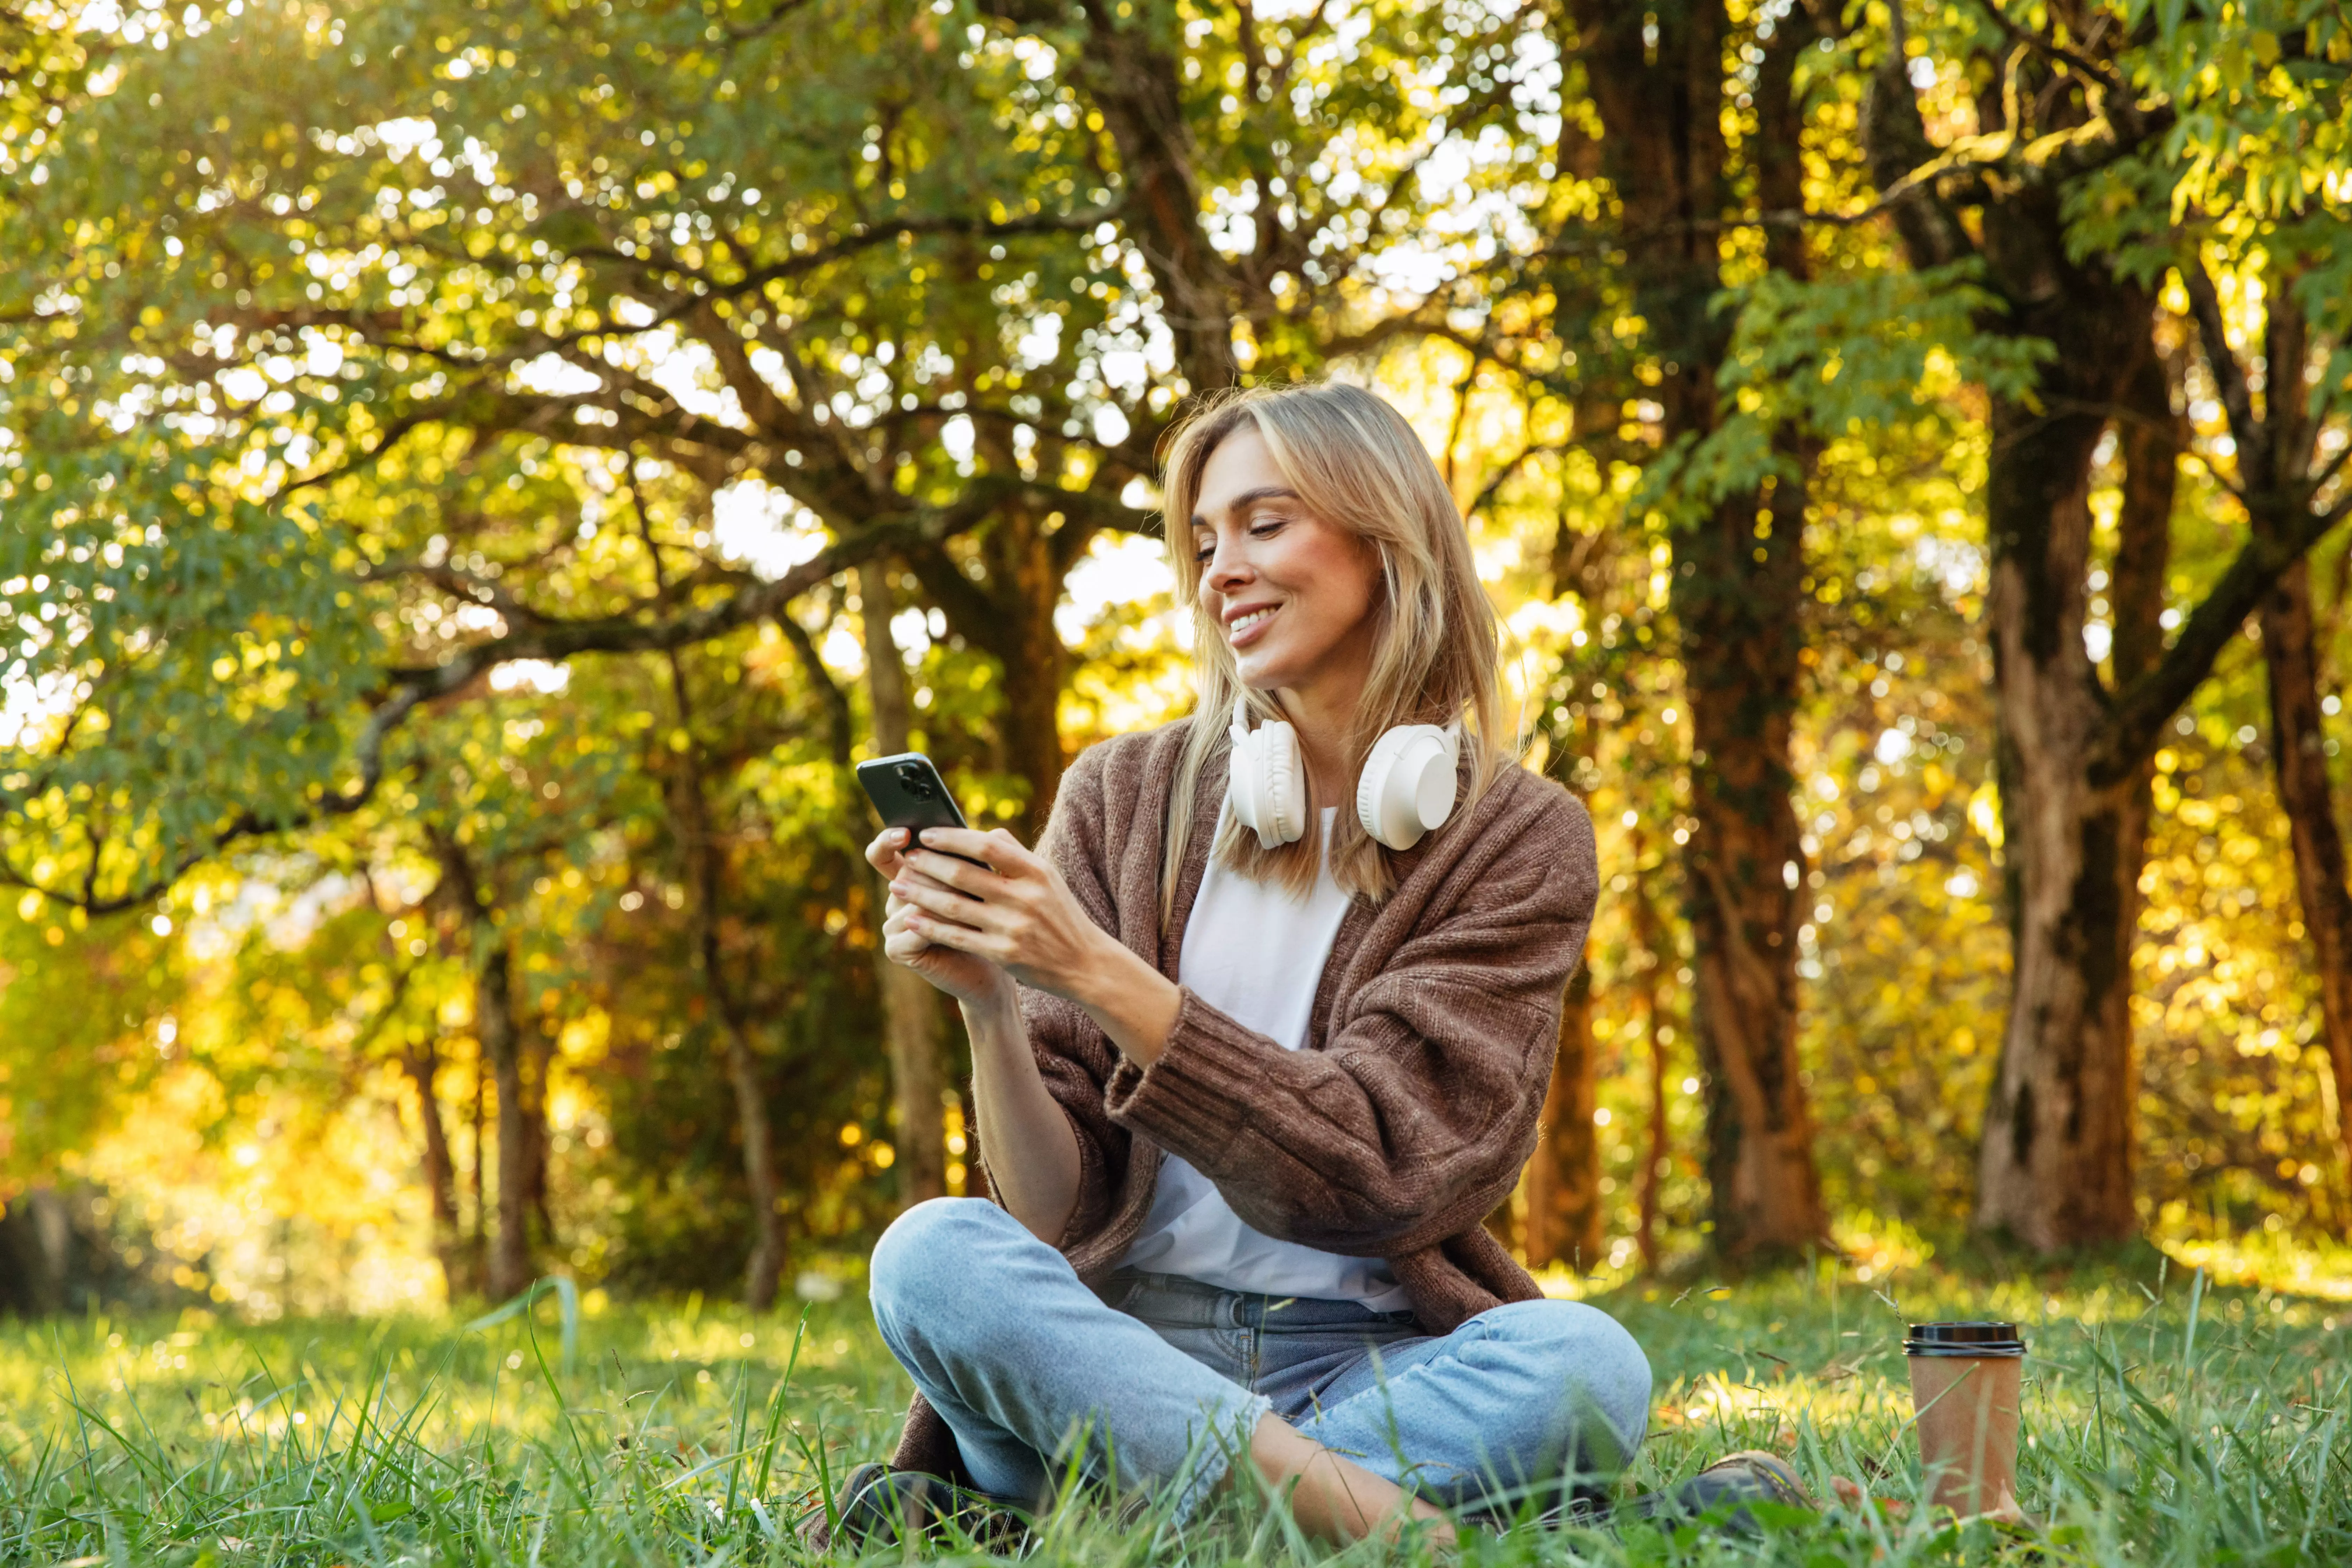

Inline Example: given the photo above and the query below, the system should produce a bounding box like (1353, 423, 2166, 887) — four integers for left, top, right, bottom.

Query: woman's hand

(888, 827, 1115, 999)
(889, 826, 1183, 1061)
(864, 827, 1013, 1009)
(867, 825, 1084, 1243)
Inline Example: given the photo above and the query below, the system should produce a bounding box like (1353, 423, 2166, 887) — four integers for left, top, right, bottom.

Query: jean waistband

(1109, 1269, 1419, 1332)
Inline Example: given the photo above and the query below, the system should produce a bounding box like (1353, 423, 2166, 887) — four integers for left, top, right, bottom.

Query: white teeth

(1231, 608, 1276, 634)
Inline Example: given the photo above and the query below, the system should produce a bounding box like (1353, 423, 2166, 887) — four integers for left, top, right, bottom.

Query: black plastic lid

(1903, 1320, 2026, 1358)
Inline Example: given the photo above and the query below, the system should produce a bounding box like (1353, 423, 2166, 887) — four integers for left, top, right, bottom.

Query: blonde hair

(1159, 382, 1505, 917)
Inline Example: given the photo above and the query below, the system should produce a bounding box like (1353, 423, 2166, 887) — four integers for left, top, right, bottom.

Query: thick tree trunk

(2261, 558, 2352, 1212)
(401, 1041, 471, 1301)
(860, 563, 949, 1209)
(1972, 318, 2170, 1247)
(1858, 43, 2251, 1250)
(1060, 13, 1236, 394)
(906, 508, 1074, 840)
(1559, 0, 1825, 1260)
(1678, 475, 1825, 1259)
(993, 517, 1070, 840)
(1524, 967, 1602, 1269)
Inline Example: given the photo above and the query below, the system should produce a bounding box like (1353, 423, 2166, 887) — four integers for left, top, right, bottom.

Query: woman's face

(1190, 426, 1383, 698)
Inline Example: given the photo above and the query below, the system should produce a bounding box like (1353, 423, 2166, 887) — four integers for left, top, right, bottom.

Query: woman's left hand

(890, 828, 1118, 1003)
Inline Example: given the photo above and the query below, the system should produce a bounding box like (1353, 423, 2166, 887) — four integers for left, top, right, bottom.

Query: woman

(836, 382, 1648, 1545)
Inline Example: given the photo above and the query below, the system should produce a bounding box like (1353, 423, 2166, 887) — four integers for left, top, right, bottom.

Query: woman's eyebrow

(1190, 486, 1302, 528)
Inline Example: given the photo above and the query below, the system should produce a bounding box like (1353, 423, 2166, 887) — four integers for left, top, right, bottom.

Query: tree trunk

(1524, 967, 1602, 1270)
(468, 1047, 487, 1279)
(401, 1041, 471, 1301)
(476, 933, 533, 1300)
(1971, 316, 2169, 1248)
(1678, 469, 1826, 1260)
(512, 1011, 553, 1260)
(1853, 42, 2311, 1250)
(997, 521, 1070, 840)
(1558, 0, 1826, 1260)
(2262, 557, 2352, 1214)
(860, 563, 950, 1209)
(1059, 13, 1236, 394)
(1624, 833, 1673, 1272)
(432, 835, 534, 1300)
(661, 646, 788, 1311)
(1638, 989, 1670, 1273)
(905, 506, 1077, 841)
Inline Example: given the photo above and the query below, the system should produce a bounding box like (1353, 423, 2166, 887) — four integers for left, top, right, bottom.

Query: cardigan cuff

(1101, 986, 1275, 1167)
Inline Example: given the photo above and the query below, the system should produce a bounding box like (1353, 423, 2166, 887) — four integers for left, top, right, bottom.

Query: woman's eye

(1248, 519, 1287, 539)
(1192, 539, 1215, 562)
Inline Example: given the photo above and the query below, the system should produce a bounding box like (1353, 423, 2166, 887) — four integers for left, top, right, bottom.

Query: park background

(5, 1, 2352, 1561)
(1, 1, 2351, 1559)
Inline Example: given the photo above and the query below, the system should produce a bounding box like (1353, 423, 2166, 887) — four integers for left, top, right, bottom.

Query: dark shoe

(1623, 1449, 1815, 1537)
(804, 1461, 1031, 1552)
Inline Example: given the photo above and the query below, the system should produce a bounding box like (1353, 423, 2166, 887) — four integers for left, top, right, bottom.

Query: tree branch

(2182, 257, 2267, 486)
(1962, 0, 2128, 97)
(2092, 502, 2352, 787)
(2, 484, 1025, 913)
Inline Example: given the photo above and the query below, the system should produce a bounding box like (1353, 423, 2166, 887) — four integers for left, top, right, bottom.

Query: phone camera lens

(895, 763, 934, 800)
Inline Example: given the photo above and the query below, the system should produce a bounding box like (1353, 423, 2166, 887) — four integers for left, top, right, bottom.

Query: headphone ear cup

(1258, 722, 1303, 846)
(1228, 719, 1305, 848)
(1356, 725, 1457, 850)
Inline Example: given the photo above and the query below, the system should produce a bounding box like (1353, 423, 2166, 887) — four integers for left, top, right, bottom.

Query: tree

(859, 562, 950, 1208)
(427, 831, 544, 1300)
(1858, 0, 2352, 1246)
(1540, 0, 1829, 1259)
(2180, 251, 2352, 1211)
(1522, 967, 1602, 1270)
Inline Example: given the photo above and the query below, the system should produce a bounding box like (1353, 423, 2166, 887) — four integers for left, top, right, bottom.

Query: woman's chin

(1230, 640, 1307, 689)
(1232, 660, 1293, 693)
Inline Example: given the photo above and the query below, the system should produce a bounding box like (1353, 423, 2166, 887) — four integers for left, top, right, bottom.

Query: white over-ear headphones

(1226, 695, 1463, 853)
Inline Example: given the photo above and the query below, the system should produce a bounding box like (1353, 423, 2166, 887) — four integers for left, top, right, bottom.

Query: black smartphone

(855, 752, 990, 869)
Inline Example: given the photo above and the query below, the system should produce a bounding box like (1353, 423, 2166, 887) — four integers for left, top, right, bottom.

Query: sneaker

(803, 1461, 1032, 1552)
(1622, 1450, 1816, 1537)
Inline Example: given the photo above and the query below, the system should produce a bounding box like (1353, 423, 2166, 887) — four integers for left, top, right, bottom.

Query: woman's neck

(1274, 667, 1366, 812)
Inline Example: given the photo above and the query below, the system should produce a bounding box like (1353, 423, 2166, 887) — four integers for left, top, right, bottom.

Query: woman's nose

(1202, 539, 1252, 594)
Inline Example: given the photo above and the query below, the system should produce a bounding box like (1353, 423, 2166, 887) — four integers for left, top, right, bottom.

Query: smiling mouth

(1228, 605, 1279, 639)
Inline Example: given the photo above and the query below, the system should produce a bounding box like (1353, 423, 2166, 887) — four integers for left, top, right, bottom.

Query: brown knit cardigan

(887, 716, 1599, 1480)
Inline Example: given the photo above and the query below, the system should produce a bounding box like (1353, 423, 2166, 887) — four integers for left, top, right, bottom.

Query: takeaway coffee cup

(1903, 1321, 2025, 1518)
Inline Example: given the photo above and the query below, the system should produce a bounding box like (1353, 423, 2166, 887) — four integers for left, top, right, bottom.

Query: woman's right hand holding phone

(866, 827, 1014, 1009)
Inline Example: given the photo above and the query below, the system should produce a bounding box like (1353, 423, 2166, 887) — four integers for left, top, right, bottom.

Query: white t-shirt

(1119, 810, 1410, 1310)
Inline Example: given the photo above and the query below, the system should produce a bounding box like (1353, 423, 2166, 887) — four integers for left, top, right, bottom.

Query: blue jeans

(869, 1198, 1651, 1522)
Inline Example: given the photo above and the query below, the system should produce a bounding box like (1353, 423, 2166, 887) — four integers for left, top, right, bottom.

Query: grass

(0, 1252, 2346, 1566)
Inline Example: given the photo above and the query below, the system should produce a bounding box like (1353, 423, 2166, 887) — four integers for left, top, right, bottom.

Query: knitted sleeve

(1102, 772, 1596, 1258)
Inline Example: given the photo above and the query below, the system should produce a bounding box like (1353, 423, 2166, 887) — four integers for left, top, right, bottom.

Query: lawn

(1, 1251, 2345, 1566)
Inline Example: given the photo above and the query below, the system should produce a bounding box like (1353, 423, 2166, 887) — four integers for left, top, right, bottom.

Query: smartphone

(855, 752, 990, 869)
